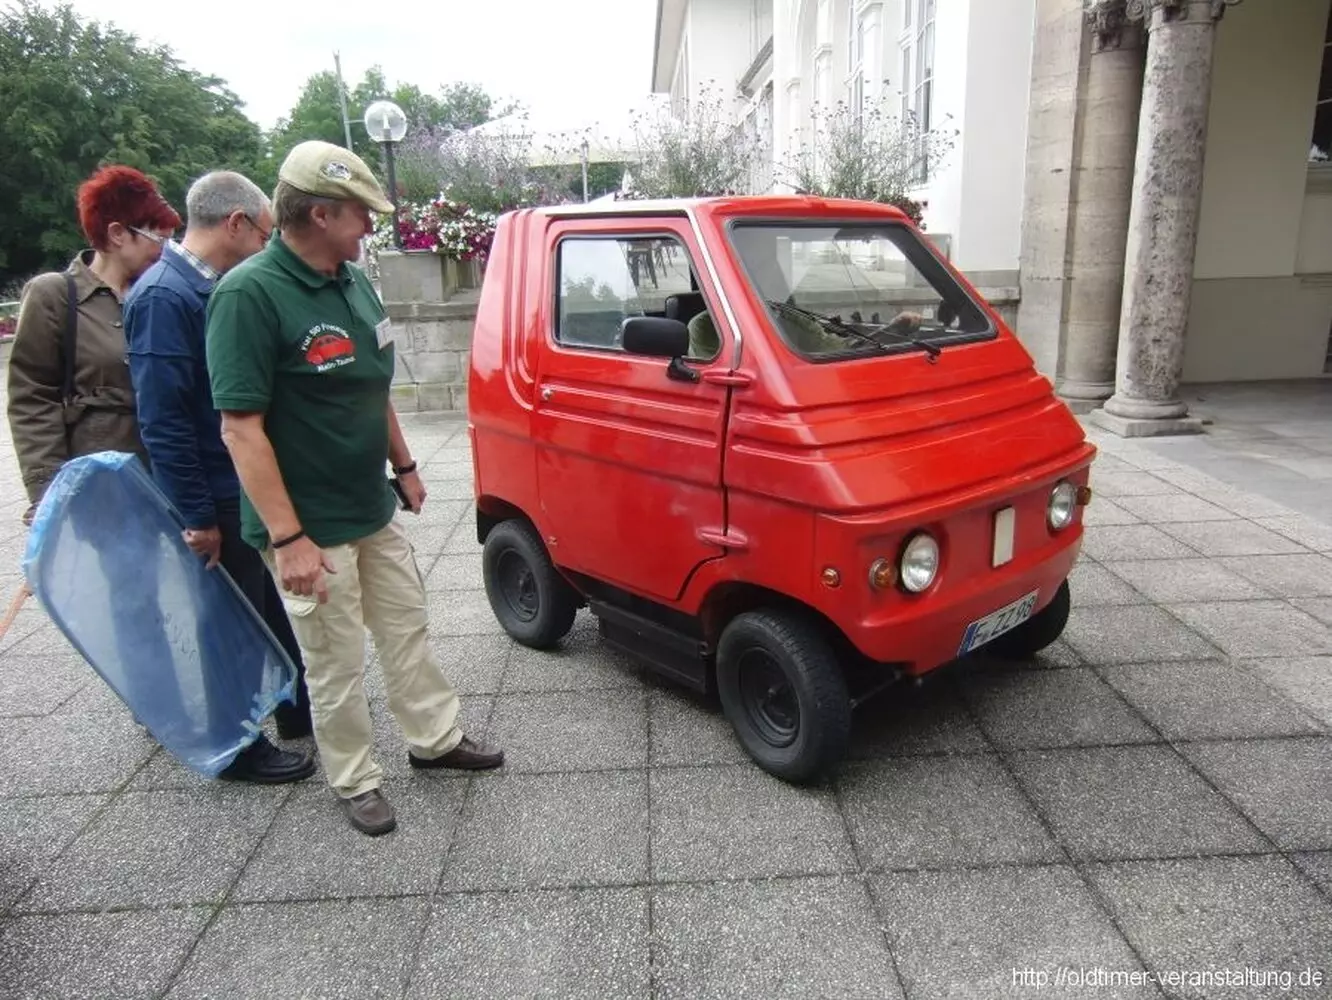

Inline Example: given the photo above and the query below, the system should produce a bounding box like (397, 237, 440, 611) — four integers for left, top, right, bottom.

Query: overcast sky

(55, 0, 661, 134)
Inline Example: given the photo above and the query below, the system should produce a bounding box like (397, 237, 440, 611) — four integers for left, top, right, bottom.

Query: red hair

(76, 165, 182, 250)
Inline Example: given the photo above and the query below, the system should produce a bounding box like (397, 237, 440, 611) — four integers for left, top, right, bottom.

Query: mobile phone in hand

(389, 476, 411, 511)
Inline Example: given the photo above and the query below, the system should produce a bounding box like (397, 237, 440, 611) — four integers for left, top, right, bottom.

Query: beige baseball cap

(278, 140, 394, 214)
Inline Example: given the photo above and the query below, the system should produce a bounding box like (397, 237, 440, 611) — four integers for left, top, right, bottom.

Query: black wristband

(393, 460, 417, 476)
(272, 530, 306, 549)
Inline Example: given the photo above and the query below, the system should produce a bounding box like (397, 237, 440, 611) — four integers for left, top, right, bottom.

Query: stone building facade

(1020, 0, 1332, 436)
(652, 0, 1039, 287)
(653, 0, 1332, 438)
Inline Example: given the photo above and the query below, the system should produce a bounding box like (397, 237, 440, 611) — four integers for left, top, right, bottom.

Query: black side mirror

(622, 316, 689, 359)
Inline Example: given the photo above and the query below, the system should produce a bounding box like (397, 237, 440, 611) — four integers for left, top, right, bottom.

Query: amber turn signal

(1076, 485, 1094, 506)
(868, 558, 895, 590)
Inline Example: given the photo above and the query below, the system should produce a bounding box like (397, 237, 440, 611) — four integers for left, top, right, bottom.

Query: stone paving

(1143, 381, 1332, 526)
(1, 404, 1332, 999)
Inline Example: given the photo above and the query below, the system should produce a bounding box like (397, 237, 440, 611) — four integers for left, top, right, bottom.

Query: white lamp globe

(363, 100, 408, 143)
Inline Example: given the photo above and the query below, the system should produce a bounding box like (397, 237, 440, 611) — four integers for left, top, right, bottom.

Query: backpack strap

(62, 272, 78, 405)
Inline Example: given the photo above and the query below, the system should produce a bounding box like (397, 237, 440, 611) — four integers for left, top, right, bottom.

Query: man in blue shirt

(124, 171, 314, 784)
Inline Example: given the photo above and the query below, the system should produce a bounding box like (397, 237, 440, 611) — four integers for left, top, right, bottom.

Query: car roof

(521, 195, 911, 224)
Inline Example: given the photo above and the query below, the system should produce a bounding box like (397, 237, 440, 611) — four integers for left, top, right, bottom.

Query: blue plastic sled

(22, 451, 297, 777)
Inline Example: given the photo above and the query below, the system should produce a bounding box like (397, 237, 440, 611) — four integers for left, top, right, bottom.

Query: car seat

(665, 292, 706, 326)
(687, 311, 720, 360)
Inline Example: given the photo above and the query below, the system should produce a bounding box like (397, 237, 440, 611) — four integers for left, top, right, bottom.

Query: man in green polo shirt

(205, 140, 503, 837)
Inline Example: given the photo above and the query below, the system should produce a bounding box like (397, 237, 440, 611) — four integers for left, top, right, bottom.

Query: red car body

(467, 195, 1094, 692)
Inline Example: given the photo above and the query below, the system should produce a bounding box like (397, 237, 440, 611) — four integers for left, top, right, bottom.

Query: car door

(532, 216, 733, 604)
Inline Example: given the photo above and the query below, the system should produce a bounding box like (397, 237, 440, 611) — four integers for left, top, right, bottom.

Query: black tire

(482, 519, 578, 649)
(985, 579, 1071, 659)
(715, 609, 852, 784)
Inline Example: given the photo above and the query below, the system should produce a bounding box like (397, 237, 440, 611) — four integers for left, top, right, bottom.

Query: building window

(752, 0, 774, 65)
(1312, 4, 1332, 162)
(786, 79, 802, 157)
(742, 83, 775, 192)
(900, 46, 911, 123)
(812, 48, 831, 174)
(860, 8, 880, 108)
(847, 5, 865, 120)
(899, 0, 936, 183)
(671, 38, 689, 117)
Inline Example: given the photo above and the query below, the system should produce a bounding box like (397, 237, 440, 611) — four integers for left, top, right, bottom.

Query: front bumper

(813, 452, 1092, 674)
(851, 523, 1081, 673)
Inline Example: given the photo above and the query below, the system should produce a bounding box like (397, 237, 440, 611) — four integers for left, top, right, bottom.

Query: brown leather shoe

(408, 735, 504, 771)
(341, 788, 396, 836)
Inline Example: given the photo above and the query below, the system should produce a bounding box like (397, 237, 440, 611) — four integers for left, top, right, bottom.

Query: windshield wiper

(767, 299, 941, 360)
(859, 313, 944, 360)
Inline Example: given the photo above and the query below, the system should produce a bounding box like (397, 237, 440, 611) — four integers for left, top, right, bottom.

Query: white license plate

(958, 590, 1040, 655)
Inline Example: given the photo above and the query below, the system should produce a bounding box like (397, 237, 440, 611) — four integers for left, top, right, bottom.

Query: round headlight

(1048, 482, 1077, 530)
(899, 533, 940, 593)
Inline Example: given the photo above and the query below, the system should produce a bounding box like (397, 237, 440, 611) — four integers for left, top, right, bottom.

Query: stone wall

(985, 290, 1021, 332)
(377, 251, 480, 414)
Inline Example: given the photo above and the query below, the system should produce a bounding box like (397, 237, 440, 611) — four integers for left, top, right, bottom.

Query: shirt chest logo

(301, 323, 357, 372)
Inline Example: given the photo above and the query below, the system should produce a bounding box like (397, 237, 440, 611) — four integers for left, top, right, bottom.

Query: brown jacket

(7, 250, 147, 507)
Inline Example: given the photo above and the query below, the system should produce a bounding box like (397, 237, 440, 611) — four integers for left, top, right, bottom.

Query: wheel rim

(495, 549, 539, 623)
(736, 648, 800, 747)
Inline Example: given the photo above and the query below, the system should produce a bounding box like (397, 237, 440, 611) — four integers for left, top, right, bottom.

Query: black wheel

(715, 609, 852, 784)
(985, 579, 1071, 659)
(482, 519, 578, 649)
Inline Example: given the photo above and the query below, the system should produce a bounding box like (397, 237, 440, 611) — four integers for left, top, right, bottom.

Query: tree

(267, 68, 511, 194)
(0, 1, 268, 288)
(389, 81, 506, 138)
(267, 71, 356, 158)
(563, 162, 626, 203)
(417, 119, 551, 213)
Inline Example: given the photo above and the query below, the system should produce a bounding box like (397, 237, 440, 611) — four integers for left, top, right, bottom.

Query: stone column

(1091, 0, 1241, 437)
(1057, 2, 1146, 411)
(1015, 0, 1089, 381)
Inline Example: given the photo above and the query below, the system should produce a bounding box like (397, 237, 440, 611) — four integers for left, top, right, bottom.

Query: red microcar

(467, 195, 1096, 782)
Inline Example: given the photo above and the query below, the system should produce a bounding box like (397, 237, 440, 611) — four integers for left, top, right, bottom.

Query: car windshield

(726, 221, 995, 361)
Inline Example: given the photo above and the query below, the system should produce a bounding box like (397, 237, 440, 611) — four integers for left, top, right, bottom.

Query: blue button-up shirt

(124, 242, 240, 529)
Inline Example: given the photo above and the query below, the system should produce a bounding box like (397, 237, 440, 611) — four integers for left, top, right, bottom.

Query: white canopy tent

(438, 107, 646, 202)
(442, 109, 641, 167)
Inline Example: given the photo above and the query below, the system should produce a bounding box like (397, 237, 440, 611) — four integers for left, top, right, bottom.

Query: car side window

(555, 234, 720, 361)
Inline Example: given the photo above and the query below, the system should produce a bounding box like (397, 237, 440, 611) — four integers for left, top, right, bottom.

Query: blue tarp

(21, 451, 296, 777)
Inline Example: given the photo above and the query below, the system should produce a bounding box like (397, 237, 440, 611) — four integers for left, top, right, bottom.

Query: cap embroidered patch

(321, 161, 352, 181)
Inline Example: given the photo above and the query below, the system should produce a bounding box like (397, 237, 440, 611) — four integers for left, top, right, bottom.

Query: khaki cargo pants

(264, 517, 462, 797)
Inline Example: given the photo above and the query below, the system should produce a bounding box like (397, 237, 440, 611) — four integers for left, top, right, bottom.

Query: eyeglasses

(242, 215, 274, 243)
(129, 226, 168, 245)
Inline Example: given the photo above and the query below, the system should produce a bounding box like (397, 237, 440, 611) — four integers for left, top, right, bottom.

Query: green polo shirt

(204, 236, 396, 550)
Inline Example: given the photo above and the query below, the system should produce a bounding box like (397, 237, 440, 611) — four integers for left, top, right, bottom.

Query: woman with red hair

(8, 164, 181, 519)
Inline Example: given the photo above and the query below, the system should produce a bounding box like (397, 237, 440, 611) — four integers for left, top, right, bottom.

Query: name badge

(375, 317, 394, 351)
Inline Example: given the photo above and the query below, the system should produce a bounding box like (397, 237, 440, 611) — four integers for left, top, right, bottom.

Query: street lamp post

(363, 99, 408, 249)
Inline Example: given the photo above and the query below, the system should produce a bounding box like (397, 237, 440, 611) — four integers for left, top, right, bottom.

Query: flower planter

(377, 250, 447, 304)
(373, 195, 496, 289)
(446, 257, 483, 291)
(376, 251, 487, 304)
